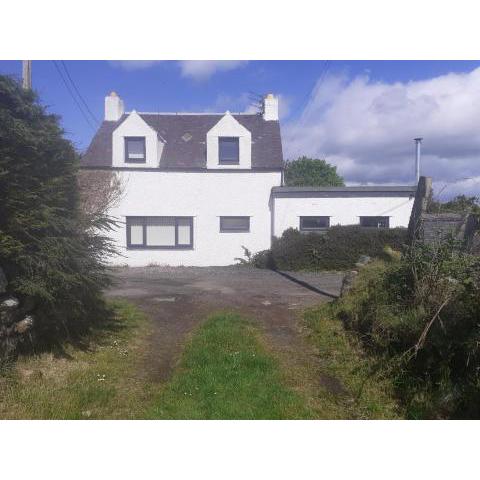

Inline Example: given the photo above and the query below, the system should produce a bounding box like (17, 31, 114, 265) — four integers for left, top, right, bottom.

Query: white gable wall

(273, 195, 414, 237)
(107, 170, 282, 266)
(112, 112, 164, 168)
(206, 113, 252, 169)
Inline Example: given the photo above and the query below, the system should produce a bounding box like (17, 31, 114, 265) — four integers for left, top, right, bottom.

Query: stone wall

(408, 176, 479, 249)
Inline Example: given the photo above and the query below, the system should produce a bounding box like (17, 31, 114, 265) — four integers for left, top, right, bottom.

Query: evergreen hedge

(0, 75, 116, 347)
(253, 226, 408, 271)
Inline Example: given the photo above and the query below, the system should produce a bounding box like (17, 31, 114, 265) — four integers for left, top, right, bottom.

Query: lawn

(0, 299, 401, 419)
(0, 300, 154, 419)
(147, 312, 314, 419)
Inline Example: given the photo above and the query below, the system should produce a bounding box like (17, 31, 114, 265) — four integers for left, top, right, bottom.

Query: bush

(265, 226, 408, 271)
(0, 75, 116, 352)
(338, 237, 480, 418)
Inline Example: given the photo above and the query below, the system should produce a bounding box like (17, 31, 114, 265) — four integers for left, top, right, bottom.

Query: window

(126, 217, 193, 249)
(299, 216, 330, 231)
(360, 216, 390, 228)
(220, 216, 250, 232)
(125, 137, 146, 163)
(218, 137, 239, 164)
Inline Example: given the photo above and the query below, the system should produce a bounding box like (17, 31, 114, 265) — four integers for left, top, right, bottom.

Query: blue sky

(1, 60, 480, 196)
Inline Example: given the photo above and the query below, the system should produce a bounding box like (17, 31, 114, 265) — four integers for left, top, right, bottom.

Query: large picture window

(218, 137, 239, 164)
(299, 216, 330, 231)
(125, 137, 146, 163)
(220, 216, 250, 232)
(126, 217, 193, 249)
(359, 216, 390, 228)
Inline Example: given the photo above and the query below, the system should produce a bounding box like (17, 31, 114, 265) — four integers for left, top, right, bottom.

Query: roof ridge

(133, 111, 261, 116)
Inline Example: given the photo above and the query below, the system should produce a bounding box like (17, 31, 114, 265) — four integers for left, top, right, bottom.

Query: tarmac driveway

(107, 266, 344, 384)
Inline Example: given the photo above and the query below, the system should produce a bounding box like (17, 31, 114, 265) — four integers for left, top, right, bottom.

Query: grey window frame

(299, 216, 330, 231)
(126, 216, 194, 249)
(359, 216, 390, 228)
(218, 137, 240, 165)
(124, 137, 146, 163)
(219, 216, 250, 233)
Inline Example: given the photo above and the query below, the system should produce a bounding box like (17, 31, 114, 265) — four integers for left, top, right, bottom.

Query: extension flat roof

(272, 185, 417, 197)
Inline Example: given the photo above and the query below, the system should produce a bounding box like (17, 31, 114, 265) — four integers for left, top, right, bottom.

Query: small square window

(220, 216, 250, 232)
(360, 216, 390, 228)
(300, 216, 330, 231)
(219, 137, 239, 164)
(125, 137, 146, 163)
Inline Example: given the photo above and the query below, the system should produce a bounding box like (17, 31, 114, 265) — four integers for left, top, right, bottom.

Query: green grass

(0, 295, 402, 419)
(303, 300, 402, 419)
(0, 300, 154, 419)
(147, 312, 314, 419)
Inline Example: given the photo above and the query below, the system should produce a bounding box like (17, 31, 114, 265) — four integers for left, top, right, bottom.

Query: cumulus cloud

(283, 68, 480, 194)
(205, 92, 293, 119)
(109, 61, 161, 71)
(109, 60, 248, 80)
(178, 61, 248, 80)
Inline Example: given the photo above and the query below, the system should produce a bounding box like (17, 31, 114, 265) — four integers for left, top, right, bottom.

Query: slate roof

(81, 113, 283, 170)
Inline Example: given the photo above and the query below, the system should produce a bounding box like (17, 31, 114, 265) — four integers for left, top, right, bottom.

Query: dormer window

(218, 137, 239, 164)
(125, 137, 146, 163)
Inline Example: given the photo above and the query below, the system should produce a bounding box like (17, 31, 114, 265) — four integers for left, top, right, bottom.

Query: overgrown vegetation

(284, 156, 345, 187)
(249, 226, 407, 271)
(428, 194, 480, 215)
(303, 304, 401, 419)
(329, 240, 480, 418)
(0, 75, 116, 353)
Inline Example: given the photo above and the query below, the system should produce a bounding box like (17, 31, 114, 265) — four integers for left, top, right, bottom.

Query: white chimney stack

(105, 91, 124, 121)
(263, 93, 279, 121)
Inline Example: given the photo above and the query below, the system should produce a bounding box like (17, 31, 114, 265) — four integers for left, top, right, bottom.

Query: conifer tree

(0, 75, 115, 342)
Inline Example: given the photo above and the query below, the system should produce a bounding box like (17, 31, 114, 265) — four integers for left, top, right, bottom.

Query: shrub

(338, 237, 480, 418)
(0, 75, 116, 352)
(266, 226, 408, 271)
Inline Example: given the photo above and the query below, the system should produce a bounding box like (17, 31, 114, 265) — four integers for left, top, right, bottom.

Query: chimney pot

(105, 92, 124, 121)
(263, 93, 279, 121)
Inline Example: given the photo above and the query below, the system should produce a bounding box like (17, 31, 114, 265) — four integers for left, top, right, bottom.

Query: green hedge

(254, 226, 408, 271)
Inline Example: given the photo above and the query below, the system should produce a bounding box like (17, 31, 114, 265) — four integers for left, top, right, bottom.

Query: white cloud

(204, 92, 292, 119)
(277, 94, 292, 120)
(178, 61, 248, 80)
(109, 61, 161, 71)
(283, 68, 480, 194)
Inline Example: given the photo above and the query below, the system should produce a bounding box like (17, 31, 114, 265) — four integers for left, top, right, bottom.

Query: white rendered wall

(273, 195, 414, 237)
(108, 171, 281, 266)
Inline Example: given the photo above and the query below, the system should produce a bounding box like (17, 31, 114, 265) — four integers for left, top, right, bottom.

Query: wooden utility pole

(22, 60, 32, 89)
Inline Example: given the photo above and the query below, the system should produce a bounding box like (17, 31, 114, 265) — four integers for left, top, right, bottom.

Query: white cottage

(81, 92, 415, 266)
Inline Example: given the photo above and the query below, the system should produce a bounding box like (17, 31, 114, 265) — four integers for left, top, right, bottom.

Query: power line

(52, 60, 96, 132)
(60, 60, 99, 125)
(300, 60, 330, 114)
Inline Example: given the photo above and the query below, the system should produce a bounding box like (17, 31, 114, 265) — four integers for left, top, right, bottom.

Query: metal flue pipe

(414, 137, 423, 184)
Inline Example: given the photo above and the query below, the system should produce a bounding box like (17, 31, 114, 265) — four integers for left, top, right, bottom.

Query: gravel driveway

(107, 266, 344, 385)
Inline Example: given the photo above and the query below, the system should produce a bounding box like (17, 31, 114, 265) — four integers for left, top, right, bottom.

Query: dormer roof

(81, 113, 283, 170)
